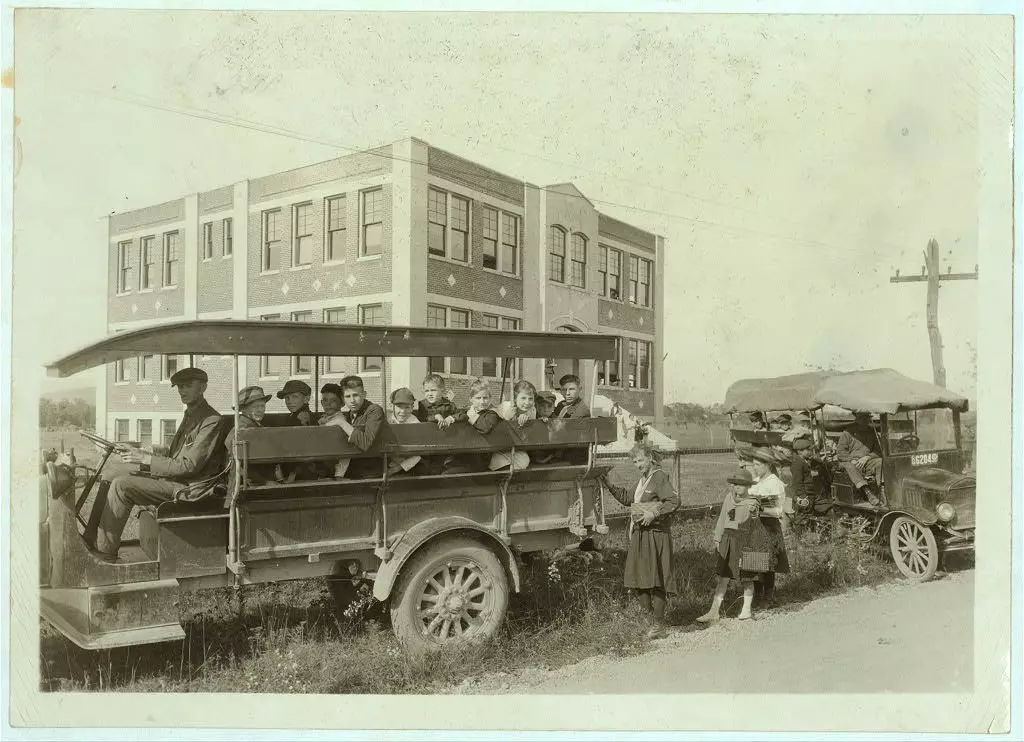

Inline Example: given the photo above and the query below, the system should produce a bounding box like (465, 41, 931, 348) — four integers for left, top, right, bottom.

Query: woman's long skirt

(624, 527, 675, 593)
(760, 516, 791, 574)
(716, 529, 763, 580)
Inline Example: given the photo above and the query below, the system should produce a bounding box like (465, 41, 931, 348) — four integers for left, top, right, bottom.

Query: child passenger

(415, 374, 459, 428)
(491, 379, 534, 471)
(332, 375, 386, 480)
(386, 387, 424, 476)
(553, 374, 591, 419)
(443, 378, 502, 474)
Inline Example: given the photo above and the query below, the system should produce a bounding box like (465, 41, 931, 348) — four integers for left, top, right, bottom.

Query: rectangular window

(359, 304, 385, 371)
(361, 188, 383, 256)
(139, 237, 154, 290)
(428, 188, 447, 257)
(640, 258, 652, 307)
(161, 419, 176, 447)
(291, 311, 313, 373)
(628, 255, 640, 305)
(501, 214, 518, 275)
(137, 419, 152, 448)
(293, 203, 313, 266)
(451, 195, 470, 263)
(259, 314, 287, 376)
(114, 359, 128, 383)
(482, 206, 498, 270)
(449, 308, 470, 375)
(639, 340, 651, 389)
(480, 314, 499, 377)
(117, 241, 132, 293)
(202, 222, 214, 260)
(569, 233, 587, 288)
(324, 308, 347, 373)
(608, 248, 621, 299)
(139, 354, 153, 382)
(325, 196, 345, 261)
(598, 356, 621, 386)
(222, 218, 233, 256)
(426, 304, 447, 373)
(262, 209, 281, 271)
(500, 317, 520, 379)
(162, 231, 180, 286)
(548, 227, 566, 283)
(628, 340, 638, 389)
(161, 354, 181, 381)
(114, 419, 129, 443)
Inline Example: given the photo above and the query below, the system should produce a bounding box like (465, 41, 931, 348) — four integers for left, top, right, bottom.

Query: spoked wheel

(888, 516, 939, 582)
(390, 537, 508, 655)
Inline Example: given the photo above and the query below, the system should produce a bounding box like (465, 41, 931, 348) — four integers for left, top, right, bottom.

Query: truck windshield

(886, 409, 957, 453)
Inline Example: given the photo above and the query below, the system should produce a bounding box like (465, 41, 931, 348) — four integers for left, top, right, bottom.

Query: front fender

(372, 517, 521, 602)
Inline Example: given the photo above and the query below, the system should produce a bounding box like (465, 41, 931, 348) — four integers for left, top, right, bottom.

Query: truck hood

(902, 467, 975, 494)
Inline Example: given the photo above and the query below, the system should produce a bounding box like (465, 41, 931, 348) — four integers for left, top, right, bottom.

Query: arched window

(569, 233, 587, 288)
(548, 226, 567, 283)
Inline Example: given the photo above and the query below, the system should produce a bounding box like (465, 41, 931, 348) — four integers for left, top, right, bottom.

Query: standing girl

(746, 447, 791, 607)
(601, 442, 680, 638)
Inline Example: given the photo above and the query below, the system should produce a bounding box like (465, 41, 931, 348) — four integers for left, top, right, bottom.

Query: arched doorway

(546, 325, 581, 389)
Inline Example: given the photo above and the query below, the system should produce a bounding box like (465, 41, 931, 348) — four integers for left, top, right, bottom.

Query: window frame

(114, 419, 129, 443)
(138, 354, 154, 383)
(114, 359, 128, 384)
(202, 222, 214, 261)
(160, 354, 181, 382)
(500, 213, 519, 276)
(569, 232, 587, 289)
(137, 418, 153, 448)
(427, 187, 448, 258)
(360, 188, 384, 257)
(139, 236, 155, 290)
(160, 419, 177, 447)
(222, 218, 233, 257)
(425, 303, 472, 376)
(548, 226, 567, 284)
(358, 304, 385, 372)
(117, 240, 132, 294)
(290, 310, 314, 375)
(261, 209, 281, 273)
(258, 314, 286, 377)
(292, 202, 314, 267)
(481, 205, 499, 271)
(325, 195, 346, 263)
(324, 307, 348, 373)
(162, 231, 180, 287)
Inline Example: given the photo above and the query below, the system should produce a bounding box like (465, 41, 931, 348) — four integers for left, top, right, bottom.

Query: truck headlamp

(936, 502, 956, 522)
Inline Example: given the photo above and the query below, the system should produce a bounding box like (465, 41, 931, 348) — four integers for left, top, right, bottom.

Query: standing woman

(600, 441, 680, 638)
(746, 447, 791, 607)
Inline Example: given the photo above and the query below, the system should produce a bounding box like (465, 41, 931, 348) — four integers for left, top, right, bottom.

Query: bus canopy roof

(724, 368, 969, 415)
(46, 320, 619, 379)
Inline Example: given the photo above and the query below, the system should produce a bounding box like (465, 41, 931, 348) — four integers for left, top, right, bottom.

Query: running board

(40, 579, 184, 651)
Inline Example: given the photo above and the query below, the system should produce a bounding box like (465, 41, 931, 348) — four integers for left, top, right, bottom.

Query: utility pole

(890, 239, 978, 388)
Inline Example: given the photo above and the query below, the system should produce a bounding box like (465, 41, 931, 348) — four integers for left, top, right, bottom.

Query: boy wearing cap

(94, 368, 227, 562)
(277, 379, 317, 426)
(386, 388, 424, 476)
(790, 438, 829, 515)
(553, 374, 591, 419)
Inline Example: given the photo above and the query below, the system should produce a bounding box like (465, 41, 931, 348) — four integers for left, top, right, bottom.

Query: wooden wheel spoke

(440, 618, 452, 639)
(425, 613, 444, 635)
(428, 577, 444, 593)
(454, 565, 467, 588)
(466, 585, 488, 598)
(442, 567, 453, 587)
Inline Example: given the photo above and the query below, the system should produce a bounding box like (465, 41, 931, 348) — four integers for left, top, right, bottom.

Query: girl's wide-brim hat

(748, 447, 778, 465)
(235, 386, 272, 409)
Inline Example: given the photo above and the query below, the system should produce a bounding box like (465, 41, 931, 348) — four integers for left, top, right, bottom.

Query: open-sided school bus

(724, 368, 975, 582)
(40, 321, 619, 654)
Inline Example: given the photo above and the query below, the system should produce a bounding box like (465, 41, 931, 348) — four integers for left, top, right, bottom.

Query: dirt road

(461, 571, 973, 694)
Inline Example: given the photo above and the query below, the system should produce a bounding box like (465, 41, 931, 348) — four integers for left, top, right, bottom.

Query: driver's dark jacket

(148, 399, 228, 502)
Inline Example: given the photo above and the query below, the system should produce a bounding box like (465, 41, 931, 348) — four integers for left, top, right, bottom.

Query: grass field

(40, 450, 923, 695)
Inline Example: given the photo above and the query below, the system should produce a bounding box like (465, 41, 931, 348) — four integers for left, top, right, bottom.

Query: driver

(835, 411, 883, 506)
(94, 367, 226, 563)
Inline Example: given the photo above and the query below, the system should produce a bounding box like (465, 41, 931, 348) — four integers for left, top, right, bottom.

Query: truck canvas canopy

(46, 320, 620, 378)
(724, 368, 968, 414)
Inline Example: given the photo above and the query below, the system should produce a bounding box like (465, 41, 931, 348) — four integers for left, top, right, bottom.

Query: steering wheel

(897, 434, 920, 452)
(80, 430, 119, 452)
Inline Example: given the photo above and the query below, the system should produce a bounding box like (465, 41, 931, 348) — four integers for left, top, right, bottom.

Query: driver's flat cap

(169, 367, 208, 386)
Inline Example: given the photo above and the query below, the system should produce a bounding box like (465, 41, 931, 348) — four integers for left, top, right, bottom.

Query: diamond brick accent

(638, 316, 644, 326)
(607, 308, 614, 320)
(155, 299, 162, 311)
(131, 304, 138, 315)
(447, 273, 456, 287)
(499, 286, 507, 298)
(332, 281, 341, 292)
(312, 278, 322, 292)
(152, 394, 160, 404)
(346, 274, 357, 288)
(130, 394, 137, 405)
(281, 281, 290, 296)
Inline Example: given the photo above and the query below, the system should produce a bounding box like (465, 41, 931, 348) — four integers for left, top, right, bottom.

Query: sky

(12, 10, 1011, 404)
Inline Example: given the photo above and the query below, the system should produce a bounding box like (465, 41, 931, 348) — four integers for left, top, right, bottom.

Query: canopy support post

(498, 357, 510, 405)
(228, 353, 244, 582)
(312, 355, 320, 413)
(589, 359, 598, 413)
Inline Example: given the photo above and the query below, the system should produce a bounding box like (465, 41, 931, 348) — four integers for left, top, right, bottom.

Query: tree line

(661, 402, 730, 426)
(39, 398, 95, 431)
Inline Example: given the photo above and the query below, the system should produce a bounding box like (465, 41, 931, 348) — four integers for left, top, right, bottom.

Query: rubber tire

(390, 536, 509, 656)
(888, 515, 939, 582)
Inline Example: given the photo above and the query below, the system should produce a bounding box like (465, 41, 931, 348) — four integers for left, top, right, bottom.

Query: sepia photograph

(2, 3, 1018, 736)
